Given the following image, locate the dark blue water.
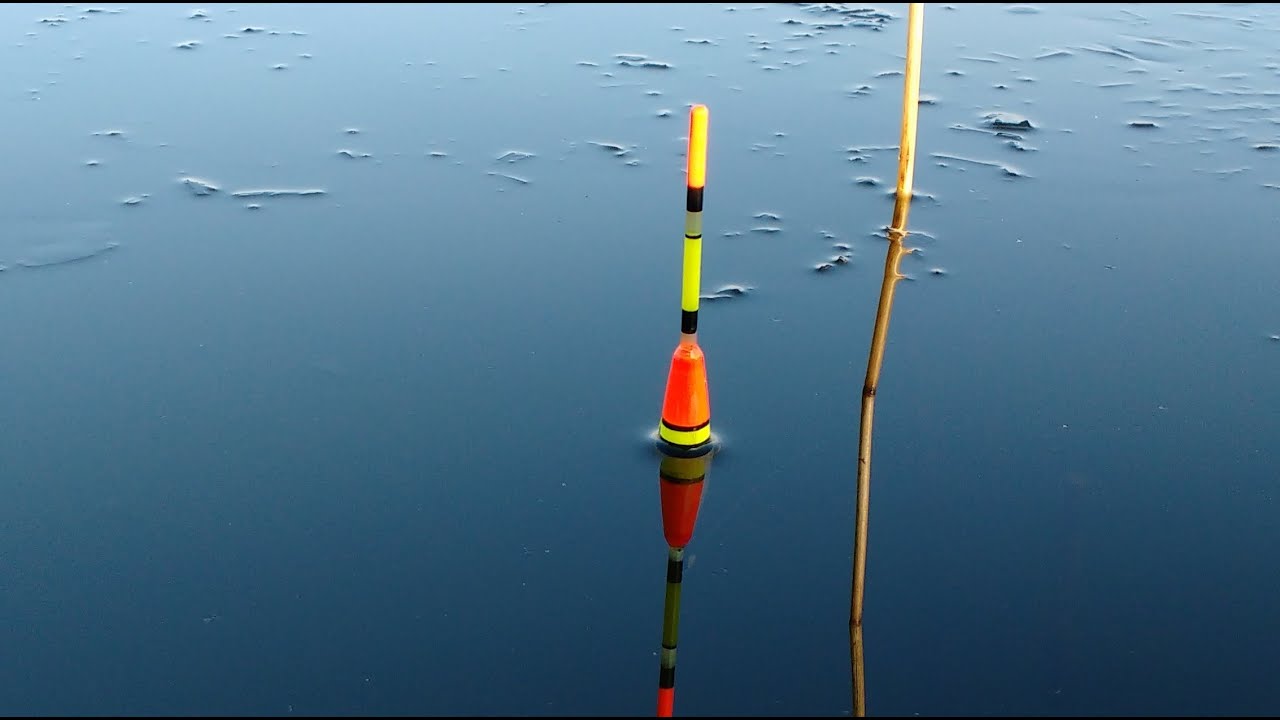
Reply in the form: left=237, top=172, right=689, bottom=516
left=2, top=3, right=1279, bottom=715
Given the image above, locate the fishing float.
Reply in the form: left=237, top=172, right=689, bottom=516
left=657, top=105, right=714, bottom=459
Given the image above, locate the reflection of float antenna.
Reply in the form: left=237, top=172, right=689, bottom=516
left=658, top=105, right=713, bottom=457
left=657, top=546, right=684, bottom=718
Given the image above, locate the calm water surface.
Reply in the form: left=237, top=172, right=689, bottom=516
left=2, top=3, right=1278, bottom=715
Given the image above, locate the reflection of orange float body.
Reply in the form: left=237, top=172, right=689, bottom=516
left=658, top=452, right=709, bottom=550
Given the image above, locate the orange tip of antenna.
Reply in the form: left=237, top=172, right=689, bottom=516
left=686, top=105, right=708, bottom=189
